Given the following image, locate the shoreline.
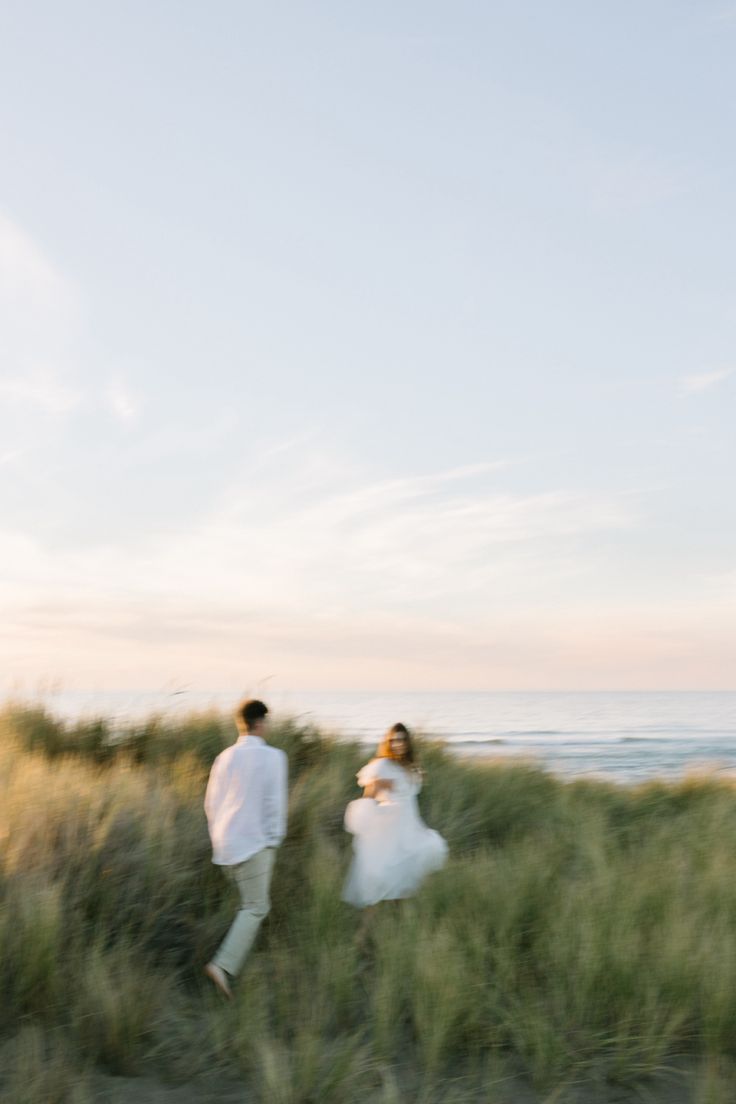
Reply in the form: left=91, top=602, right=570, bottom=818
left=5, top=696, right=736, bottom=787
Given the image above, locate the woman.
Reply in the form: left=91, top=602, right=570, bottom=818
left=342, top=723, right=447, bottom=909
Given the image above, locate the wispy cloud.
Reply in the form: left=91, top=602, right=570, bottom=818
left=0, top=211, right=84, bottom=422
left=680, top=367, right=735, bottom=394
left=711, top=5, right=736, bottom=27
left=0, top=373, right=81, bottom=414
left=0, top=455, right=637, bottom=665
left=0, top=448, right=25, bottom=467
left=588, top=153, right=690, bottom=214
left=105, top=378, right=141, bottom=424
left=3, top=448, right=734, bottom=691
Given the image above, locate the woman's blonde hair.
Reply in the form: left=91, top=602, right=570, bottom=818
left=376, top=722, right=416, bottom=768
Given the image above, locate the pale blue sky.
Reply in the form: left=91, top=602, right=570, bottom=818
left=1, top=1, right=734, bottom=691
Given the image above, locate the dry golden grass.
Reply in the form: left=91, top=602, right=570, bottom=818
left=2, top=702, right=736, bottom=1101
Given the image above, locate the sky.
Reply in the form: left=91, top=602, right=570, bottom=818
left=1, top=0, right=735, bottom=694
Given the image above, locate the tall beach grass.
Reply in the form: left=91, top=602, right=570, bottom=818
left=1, top=702, right=736, bottom=1101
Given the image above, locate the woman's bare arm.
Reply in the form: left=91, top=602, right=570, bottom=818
left=363, top=779, right=394, bottom=799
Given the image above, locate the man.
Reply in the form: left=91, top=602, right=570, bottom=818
left=204, top=698, right=287, bottom=998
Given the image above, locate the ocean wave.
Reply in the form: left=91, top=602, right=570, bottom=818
left=445, top=730, right=736, bottom=744
left=453, top=737, right=507, bottom=747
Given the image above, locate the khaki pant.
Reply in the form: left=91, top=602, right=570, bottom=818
left=212, top=847, right=276, bottom=977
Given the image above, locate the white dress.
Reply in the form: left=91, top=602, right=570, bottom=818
left=342, top=758, right=448, bottom=908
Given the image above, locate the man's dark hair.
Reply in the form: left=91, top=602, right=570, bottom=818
left=237, top=699, right=269, bottom=730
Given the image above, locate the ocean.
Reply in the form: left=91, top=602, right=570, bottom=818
left=28, top=689, right=736, bottom=785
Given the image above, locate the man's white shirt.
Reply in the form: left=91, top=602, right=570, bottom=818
left=204, top=734, right=288, bottom=865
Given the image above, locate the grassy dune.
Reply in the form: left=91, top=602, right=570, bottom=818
left=2, top=704, right=736, bottom=1102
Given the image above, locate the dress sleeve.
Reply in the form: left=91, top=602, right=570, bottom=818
left=356, top=758, right=394, bottom=787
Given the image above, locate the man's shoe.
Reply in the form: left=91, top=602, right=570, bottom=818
left=204, top=962, right=233, bottom=999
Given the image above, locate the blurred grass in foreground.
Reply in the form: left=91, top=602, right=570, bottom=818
left=2, top=702, right=736, bottom=1102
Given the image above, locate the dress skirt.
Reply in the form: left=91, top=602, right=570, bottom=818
left=342, top=795, right=447, bottom=908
